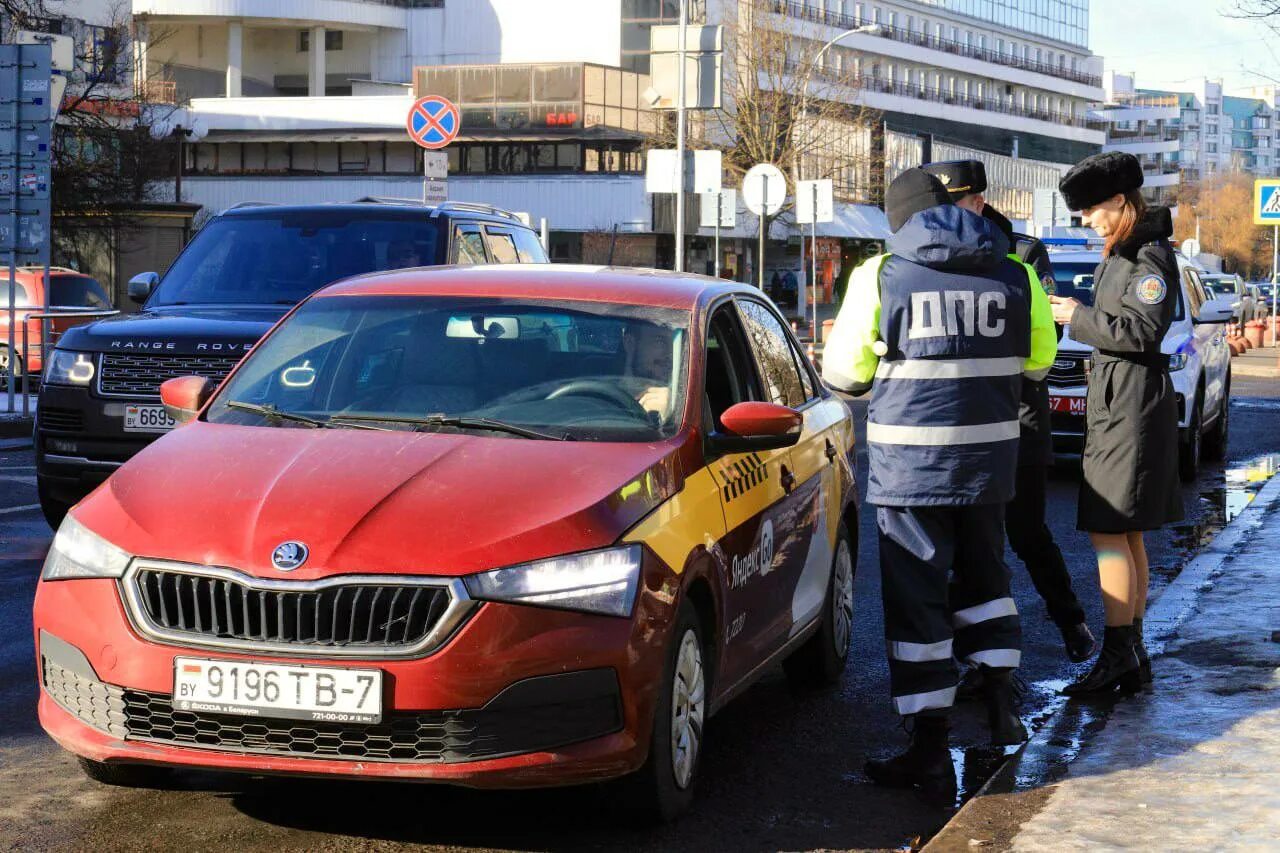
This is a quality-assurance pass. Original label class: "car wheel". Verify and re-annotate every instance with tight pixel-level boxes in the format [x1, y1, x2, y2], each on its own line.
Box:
[1179, 395, 1202, 482]
[77, 757, 169, 788]
[0, 345, 22, 390]
[783, 521, 855, 689]
[1203, 379, 1230, 461]
[37, 477, 72, 530]
[622, 599, 705, 823]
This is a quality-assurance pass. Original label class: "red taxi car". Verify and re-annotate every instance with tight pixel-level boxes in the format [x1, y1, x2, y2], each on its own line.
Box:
[33, 265, 857, 820]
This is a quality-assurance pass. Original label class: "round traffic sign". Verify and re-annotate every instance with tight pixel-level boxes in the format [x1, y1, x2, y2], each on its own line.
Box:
[743, 163, 786, 216]
[406, 95, 461, 150]
[1181, 237, 1201, 258]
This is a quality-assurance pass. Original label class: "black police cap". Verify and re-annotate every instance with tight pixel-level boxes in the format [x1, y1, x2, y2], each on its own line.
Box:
[922, 159, 987, 196]
[1058, 151, 1144, 211]
[886, 168, 954, 233]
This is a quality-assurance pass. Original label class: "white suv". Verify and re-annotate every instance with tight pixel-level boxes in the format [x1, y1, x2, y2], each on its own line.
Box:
[1044, 248, 1234, 481]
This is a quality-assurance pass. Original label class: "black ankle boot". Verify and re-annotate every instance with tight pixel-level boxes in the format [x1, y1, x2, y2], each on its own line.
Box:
[1060, 621, 1099, 663]
[1062, 625, 1140, 696]
[865, 715, 956, 805]
[982, 668, 1029, 746]
[1134, 618, 1152, 688]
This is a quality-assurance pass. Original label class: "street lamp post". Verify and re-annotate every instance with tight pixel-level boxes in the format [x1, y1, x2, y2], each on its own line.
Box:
[674, 0, 688, 273]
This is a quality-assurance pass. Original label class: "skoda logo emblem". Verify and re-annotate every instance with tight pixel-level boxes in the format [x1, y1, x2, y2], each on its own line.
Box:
[271, 541, 309, 571]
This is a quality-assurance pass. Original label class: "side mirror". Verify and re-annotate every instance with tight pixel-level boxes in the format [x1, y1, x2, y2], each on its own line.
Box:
[160, 375, 213, 424]
[708, 401, 803, 454]
[1195, 297, 1235, 325]
[127, 272, 159, 304]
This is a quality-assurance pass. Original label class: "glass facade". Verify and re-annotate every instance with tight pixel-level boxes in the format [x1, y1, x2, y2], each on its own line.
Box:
[913, 0, 1089, 49]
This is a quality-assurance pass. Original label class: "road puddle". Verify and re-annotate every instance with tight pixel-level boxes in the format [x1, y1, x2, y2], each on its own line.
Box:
[1169, 453, 1280, 562]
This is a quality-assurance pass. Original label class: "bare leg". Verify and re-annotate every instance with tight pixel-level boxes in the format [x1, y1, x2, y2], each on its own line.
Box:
[1088, 532, 1136, 627]
[1126, 531, 1149, 620]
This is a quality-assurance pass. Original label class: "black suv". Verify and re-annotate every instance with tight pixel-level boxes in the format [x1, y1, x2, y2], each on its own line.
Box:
[35, 199, 548, 526]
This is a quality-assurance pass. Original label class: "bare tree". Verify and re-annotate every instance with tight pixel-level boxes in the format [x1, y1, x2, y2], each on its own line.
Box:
[1175, 173, 1273, 279]
[650, 0, 880, 209]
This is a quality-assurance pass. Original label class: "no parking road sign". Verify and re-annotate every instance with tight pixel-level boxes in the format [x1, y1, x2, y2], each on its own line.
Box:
[407, 95, 460, 150]
[1254, 178, 1280, 225]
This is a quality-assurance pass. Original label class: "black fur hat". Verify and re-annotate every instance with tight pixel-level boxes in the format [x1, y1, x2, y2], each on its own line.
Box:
[886, 168, 954, 233]
[923, 159, 988, 196]
[1059, 151, 1144, 211]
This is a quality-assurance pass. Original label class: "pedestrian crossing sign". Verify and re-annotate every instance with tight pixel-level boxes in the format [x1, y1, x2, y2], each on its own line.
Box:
[1254, 179, 1280, 225]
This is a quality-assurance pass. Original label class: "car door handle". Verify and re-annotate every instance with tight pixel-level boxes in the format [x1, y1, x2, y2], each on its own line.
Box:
[780, 465, 797, 494]
[825, 439, 839, 462]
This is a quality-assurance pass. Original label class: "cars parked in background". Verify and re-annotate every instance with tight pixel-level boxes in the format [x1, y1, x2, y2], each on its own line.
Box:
[0, 267, 113, 388]
[1044, 248, 1234, 481]
[34, 199, 548, 527]
[33, 265, 857, 821]
[1201, 273, 1252, 325]
[1247, 283, 1271, 321]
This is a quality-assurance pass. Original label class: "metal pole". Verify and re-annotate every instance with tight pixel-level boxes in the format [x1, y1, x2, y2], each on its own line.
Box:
[757, 174, 766, 291]
[811, 184, 819, 340]
[7, 55, 21, 413]
[674, 0, 687, 273]
[21, 322, 28, 417]
[714, 192, 721, 278]
[175, 132, 183, 203]
[1273, 224, 1278, 347]
[422, 150, 428, 204]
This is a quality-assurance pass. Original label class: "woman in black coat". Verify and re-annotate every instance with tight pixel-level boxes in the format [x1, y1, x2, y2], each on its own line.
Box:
[1048, 152, 1184, 695]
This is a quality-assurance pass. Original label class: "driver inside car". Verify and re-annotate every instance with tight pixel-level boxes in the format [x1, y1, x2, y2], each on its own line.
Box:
[622, 323, 675, 420]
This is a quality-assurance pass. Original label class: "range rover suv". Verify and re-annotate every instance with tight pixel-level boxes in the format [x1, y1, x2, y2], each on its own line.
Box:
[35, 200, 548, 526]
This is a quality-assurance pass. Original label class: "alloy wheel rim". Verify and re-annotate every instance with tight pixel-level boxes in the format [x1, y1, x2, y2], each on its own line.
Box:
[670, 628, 705, 790]
[833, 540, 854, 654]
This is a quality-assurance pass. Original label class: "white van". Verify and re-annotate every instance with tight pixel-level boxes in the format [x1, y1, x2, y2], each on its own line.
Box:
[1044, 247, 1234, 481]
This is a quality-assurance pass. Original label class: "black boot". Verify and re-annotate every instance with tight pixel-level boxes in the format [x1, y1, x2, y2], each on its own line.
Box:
[982, 667, 1029, 746]
[1059, 621, 1099, 663]
[1134, 618, 1152, 688]
[865, 715, 956, 806]
[1062, 625, 1140, 696]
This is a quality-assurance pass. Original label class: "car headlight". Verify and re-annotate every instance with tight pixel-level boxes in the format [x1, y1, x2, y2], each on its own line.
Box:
[1168, 352, 1189, 371]
[463, 545, 643, 618]
[41, 515, 132, 581]
[43, 350, 96, 386]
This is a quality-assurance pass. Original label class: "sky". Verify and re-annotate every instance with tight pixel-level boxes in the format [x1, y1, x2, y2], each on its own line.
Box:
[1089, 0, 1280, 95]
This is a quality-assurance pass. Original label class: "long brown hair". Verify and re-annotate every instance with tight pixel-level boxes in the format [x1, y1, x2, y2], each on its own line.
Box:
[1104, 190, 1148, 257]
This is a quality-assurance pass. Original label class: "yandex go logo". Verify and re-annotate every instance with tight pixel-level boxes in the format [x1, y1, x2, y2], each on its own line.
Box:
[909, 290, 1007, 340]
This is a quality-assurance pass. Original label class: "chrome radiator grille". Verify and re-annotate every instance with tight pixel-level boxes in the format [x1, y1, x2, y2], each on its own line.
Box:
[98, 353, 243, 398]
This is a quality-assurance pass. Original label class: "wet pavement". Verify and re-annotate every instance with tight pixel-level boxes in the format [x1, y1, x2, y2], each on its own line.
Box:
[1, 379, 1278, 851]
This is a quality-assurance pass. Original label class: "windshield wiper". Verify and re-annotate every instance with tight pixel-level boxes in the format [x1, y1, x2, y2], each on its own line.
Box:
[329, 413, 572, 441]
[225, 400, 383, 430]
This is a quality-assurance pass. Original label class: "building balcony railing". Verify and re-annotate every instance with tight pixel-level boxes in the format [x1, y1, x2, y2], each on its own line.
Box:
[851, 74, 1107, 131]
[141, 79, 178, 104]
[1107, 132, 1181, 145]
[770, 0, 1103, 89]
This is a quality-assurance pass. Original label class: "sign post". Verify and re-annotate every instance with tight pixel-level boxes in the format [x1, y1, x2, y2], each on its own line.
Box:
[743, 163, 786, 291]
[796, 179, 834, 339]
[699, 188, 736, 278]
[1252, 178, 1280, 345]
[406, 94, 460, 206]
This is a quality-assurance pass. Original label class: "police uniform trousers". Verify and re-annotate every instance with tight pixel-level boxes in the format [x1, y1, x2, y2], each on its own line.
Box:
[878, 503, 1021, 717]
[1006, 464, 1086, 629]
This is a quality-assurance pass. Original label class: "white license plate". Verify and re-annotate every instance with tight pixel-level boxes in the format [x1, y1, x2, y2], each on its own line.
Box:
[173, 657, 383, 724]
[124, 404, 176, 433]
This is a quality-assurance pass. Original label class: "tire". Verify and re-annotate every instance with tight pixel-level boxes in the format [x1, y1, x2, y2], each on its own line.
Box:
[1179, 394, 1202, 482]
[37, 477, 72, 530]
[1203, 378, 1230, 461]
[77, 757, 169, 788]
[621, 599, 706, 823]
[783, 521, 855, 689]
[0, 345, 22, 391]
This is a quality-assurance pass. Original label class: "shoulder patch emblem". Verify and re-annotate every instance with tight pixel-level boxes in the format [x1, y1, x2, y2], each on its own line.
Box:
[1136, 274, 1166, 305]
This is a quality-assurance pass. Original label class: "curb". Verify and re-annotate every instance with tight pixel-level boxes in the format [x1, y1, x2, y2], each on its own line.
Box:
[1229, 363, 1280, 379]
[924, 470, 1280, 852]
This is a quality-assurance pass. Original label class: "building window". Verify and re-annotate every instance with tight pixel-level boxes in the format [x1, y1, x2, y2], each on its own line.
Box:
[87, 25, 125, 83]
[298, 30, 344, 52]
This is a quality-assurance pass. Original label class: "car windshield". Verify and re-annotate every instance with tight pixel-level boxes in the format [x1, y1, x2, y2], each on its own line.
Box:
[50, 275, 111, 309]
[1050, 261, 1098, 306]
[206, 295, 690, 442]
[152, 211, 439, 307]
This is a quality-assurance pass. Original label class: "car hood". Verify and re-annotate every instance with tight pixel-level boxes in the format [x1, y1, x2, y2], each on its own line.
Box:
[75, 422, 683, 579]
[56, 306, 290, 355]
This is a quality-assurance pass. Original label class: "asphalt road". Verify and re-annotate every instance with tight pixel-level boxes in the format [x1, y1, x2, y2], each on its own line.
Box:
[2, 378, 1278, 852]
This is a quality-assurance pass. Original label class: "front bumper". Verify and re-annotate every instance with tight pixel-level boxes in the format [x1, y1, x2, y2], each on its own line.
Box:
[34, 566, 674, 787]
[35, 383, 161, 505]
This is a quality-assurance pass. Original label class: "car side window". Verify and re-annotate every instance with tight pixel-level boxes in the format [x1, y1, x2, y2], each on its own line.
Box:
[703, 304, 761, 431]
[453, 225, 489, 265]
[511, 228, 548, 263]
[1183, 269, 1206, 317]
[485, 228, 520, 264]
[735, 298, 809, 409]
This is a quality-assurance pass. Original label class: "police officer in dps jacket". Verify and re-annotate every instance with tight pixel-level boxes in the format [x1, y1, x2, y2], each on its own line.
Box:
[823, 169, 1056, 802]
[1049, 152, 1184, 696]
[923, 161, 1098, 667]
